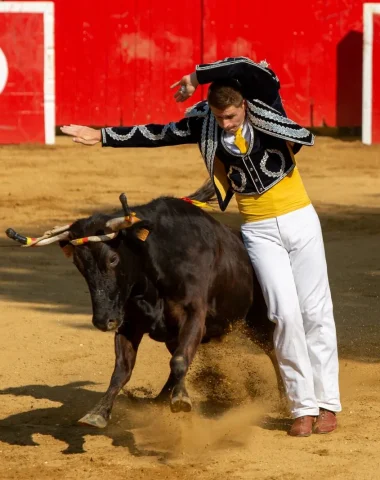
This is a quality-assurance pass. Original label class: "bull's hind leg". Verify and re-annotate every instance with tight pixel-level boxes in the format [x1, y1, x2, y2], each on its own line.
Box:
[79, 326, 143, 428]
[168, 303, 206, 413]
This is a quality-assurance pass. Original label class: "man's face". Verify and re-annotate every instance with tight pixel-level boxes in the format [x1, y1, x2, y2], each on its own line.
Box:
[210, 101, 246, 133]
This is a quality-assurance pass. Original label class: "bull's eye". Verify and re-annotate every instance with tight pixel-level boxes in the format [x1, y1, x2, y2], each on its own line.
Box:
[109, 253, 119, 268]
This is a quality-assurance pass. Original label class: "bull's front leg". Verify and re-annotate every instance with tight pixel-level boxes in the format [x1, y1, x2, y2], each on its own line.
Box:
[154, 340, 178, 402]
[79, 325, 143, 428]
[169, 302, 206, 413]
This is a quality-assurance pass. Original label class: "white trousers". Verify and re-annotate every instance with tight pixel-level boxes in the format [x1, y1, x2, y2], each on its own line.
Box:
[241, 204, 341, 418]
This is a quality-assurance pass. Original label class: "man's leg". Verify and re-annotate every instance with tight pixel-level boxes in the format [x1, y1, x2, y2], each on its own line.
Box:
[241, 219, 319, 426]
[279, 205, 341, 431]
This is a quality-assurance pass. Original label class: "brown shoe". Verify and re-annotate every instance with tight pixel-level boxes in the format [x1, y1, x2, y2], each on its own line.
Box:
[288, 416, 315, 437]
[314, 409, 337, 434]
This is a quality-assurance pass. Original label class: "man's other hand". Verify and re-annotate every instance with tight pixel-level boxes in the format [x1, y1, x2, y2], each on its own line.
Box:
[60, 125, 101, 145]
[171, 72, 199, 102]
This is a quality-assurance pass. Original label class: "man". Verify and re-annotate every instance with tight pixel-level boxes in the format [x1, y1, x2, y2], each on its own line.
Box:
[61, 56, 341, 437]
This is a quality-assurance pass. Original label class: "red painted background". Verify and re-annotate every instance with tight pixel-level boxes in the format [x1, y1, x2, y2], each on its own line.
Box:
[55, 0, 203, 127]
[0, 12, 45, 143]
[1, 0, 371, 128]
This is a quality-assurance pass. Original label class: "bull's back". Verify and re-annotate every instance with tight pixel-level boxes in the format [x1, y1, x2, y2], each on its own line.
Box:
[152, 200, 253, 319]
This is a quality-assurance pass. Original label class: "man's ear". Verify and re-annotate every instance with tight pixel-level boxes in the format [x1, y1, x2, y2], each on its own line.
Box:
[127, 220, 153, 242]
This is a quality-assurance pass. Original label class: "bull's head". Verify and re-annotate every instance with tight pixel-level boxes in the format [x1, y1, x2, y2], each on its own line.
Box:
[6, 194, 152, 332]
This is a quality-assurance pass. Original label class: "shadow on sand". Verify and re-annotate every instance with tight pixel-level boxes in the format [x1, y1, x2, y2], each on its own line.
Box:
[0, 381, 169, 457]
[0, 379, 280, 456]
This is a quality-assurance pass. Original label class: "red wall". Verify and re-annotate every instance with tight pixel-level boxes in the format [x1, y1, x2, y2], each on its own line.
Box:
[24, 0, 367, 128]
[55, 0, 203, 127]
[203, 0, 365, 128]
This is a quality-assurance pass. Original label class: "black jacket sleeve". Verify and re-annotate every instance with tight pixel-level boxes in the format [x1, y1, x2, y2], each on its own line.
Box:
[101, 117, 199, 148]
[196, 56, 284, 113]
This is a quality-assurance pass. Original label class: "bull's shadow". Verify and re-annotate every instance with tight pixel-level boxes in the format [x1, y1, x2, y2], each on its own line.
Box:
[0, 381, 171, 458]
[0, 369, 284, 455]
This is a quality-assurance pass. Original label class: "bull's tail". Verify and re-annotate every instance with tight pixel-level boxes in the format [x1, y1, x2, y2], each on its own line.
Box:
[182, 179, 217, 209]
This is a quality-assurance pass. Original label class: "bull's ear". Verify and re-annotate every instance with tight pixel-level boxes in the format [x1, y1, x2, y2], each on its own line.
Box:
[128, 220, 153, 242]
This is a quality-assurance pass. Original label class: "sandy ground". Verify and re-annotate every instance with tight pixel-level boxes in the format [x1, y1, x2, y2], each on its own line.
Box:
[1, 136, 380, 480]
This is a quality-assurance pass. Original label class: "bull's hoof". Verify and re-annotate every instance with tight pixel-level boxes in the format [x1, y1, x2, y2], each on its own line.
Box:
[170, 393, 192, 413]
[78, 413, 108, 429]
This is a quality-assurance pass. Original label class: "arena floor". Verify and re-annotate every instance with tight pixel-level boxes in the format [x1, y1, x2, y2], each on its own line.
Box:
[1, 136, 380, 479]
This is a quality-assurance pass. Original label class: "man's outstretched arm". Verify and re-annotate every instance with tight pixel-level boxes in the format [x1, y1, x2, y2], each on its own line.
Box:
[61, 117, 198, 148]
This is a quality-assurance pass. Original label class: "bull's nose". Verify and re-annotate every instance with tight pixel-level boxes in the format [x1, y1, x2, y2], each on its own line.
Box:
[106, 319, 119, 331]
[92, 318, 119, 332]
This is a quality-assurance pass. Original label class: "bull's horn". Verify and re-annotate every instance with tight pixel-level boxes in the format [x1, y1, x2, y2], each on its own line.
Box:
[6, 228, 30, 245]
[70, 232, 119, 245]
[43, 224, 71, 237]
[105, 214, 141, 231]
[119, 193, 131, 216]
[24, 230, 71, 247]
[6, 225, 71, 247]
[104, 193, 142, 231]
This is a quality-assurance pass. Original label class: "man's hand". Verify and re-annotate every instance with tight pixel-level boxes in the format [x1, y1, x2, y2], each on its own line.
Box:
[60, 125, 101, 145]
[170, 72, 199, 102]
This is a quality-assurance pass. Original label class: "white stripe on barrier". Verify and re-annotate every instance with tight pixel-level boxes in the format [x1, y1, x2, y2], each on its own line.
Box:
[0, 2, 55, 145]
[362, 3, 380, 145]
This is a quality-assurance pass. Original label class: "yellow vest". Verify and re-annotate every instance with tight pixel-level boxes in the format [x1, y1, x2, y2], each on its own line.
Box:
[235, 157, 310, 223]
[211, 142, 310, 218]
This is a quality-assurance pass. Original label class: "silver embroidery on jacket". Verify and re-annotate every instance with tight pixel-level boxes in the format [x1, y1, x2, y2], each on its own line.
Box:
[247, 111, 311, 139]
[171, 120, 192, 137]
[199, 113, 217, 175]
[138, 124, 170, 140]
[260, 150, 286, 178]
[140, 122, 192, 140]
[228, 165, 247, 192]
[205, 115, 217, 174]
[105, 126, 138, 141]
[247, 100, 297, 125]
[106, 122, 191, 143]
[252, 125, 315, 145]
[200, 116, 207, 161]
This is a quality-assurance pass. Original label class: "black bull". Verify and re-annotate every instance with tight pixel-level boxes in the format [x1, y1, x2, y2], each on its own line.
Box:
[9, 183, 282, 428]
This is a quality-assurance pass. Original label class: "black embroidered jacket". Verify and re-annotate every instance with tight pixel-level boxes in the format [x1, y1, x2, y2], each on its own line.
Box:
[101, 57, 315, 211]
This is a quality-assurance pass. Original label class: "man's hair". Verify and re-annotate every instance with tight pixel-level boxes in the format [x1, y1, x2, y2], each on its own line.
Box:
[207, 79, 244, 109]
